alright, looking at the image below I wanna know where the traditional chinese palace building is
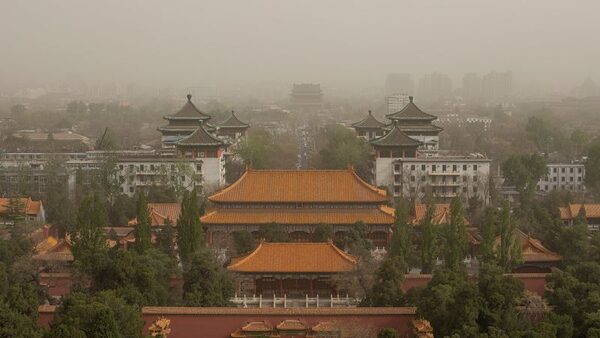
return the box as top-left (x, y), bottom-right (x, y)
top-left (201, 168), bottom-right (395, 247)
top-left (227, 241), bottom-right (357, 298)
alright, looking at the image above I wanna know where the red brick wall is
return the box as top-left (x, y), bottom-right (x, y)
top-left (38, 306), bottom-right (417, 338)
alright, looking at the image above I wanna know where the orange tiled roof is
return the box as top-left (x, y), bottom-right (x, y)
top-left (277, 320), bottom-right (307, 331)
top-left (559, 204), bottom-right (600, 220)
top-left (227, 242), bottom-right (357, 273)
top-left (494, 229), bottom-right (562, 263)
top-left (0, 197), bottom-right (43, 216)
top-left (209, 169), bottom-right (388, 203)
top-left (412, 203), bottom-right (470, 226)
top-left (32, 236), bottom-right (73, 262)
top-left (128, 203), bottom-right (181, 226)
top-left (201, 206), bottom-right (395, 225)
top-left (311, 321), bottom-right (339, 332)
top-left (242, 321), bottom-right (272, 332)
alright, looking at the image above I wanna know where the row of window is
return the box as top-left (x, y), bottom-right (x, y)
top-left (395, 164), bottom-right (480, 172)
top-left (549, 167), bottom-right (583, 174)
top-left (394, 186), bottom-right (479, 195)
top-left (541, 176), bottom-right (583, 183)
top-left (538, 184), bottom-right (584, 191)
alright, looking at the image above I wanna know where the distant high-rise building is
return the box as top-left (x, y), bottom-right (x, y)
top-left (385, 73), bottom-right (414, 96)
top-left (482, 71), bottom-right (513, 103)
top-left (290, 83), bottom-right (323, 111)
top-left (386, 93), bottom-right (411, 115)
top-left (462, 73), bottom-right (482, 103)
top-left (417, 73), bottom-right (453, 102)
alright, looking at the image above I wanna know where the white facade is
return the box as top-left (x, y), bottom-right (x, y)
top-left (0, 150), bottom-right (225, 198)
top-left (536, 163), bottom-right (585, 193)
top-left (375, 155), bottom-right (491, 203)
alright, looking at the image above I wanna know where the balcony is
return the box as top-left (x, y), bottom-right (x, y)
top-left (428, 172), bottom-right (461, 176)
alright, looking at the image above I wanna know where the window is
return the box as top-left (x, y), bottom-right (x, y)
top-left (578, 167), bottom-right (582, 173)
top-left (462, 187), bottom-right (467, 193)
top-left (570, 168), bottom-right (574, 173)
top-left (570, 177), bottom-right (574, 182)
top-left (453, 165), bottom-right (457, 172)
top-left (421, 164), bottom-right (426, 171)
top-left (432, 165), bottom-right (437, 172)
top-left (140, 164), bottom-right (145, 171)
top-left (410, 165), bottom-right (415, 171)
top-left (553, 168), bottom-right (557, 173)
top-left (129, 164), bottom-right (134, 171)
top-left (473, 176), bottom-right (478, 182)
top-left (150, 164), bottom-right (155, 171)
top-left (411, 176), bottom-right (416, 182)
top-left (119, 165), bottom-right (123, 170)
top-left (129, 187), bottom-right (134, 193)
top-left (394, 164), bottom-right (401, 172)
top-left (421, 176), bottom-right (426, 182)
top-left (181, 176), bottom-right (186, 182)
top-left (578, 177), bottom-right (582, 182)
top-left (442, 164), bottom-right (447, 172)
top-left (561, 177), bottom-right (565, 182)
top-left (473, 187), bottom-right (478, 193)
top-left (553, 177), bottom-right (557, 182)
top-left (473, 165), bottom-right (478, 171)
top-left (453, 176), bottom-right (458, 182)
top-left (561, 168), bottom-right (565, 173)
top-left (196, 164), bottom-right (201, 171)
top-left (171, 164), bottom-right (175, 171)
top-left (394, 186), bottom-right (400, 194)
top-left (463, 165), bottom-right (467, 170)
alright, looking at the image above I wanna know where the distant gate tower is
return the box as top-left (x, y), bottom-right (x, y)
top-left (290, 83), bottom-right (323, 112)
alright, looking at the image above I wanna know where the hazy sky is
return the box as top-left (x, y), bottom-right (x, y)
top-left (1, 0), bottom-right (599, 90)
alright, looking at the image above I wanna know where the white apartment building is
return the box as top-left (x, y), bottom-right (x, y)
top-left (536, 163), bottom-right (585, 193)
top-left (387, 155), bottom-right (491, 203)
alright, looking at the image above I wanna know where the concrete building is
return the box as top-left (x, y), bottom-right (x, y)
top-left (536, 163), bottom-right (585, 193)
top-left (289, 83), bottom-right (323, 111)
top-left (389, 155), bottom-right (491, 202)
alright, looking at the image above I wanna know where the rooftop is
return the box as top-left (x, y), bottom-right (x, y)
top-left (164, 94), bottom-right (211, 121)
top-left (128, 203), bottom-right (181, 226)
top-left (369, 126), bottom-right (422, 148)
top-left (386, 96), bottom-right (438, 121)
top-left (559, 204), bottom-right (600, 219)
top-left (412, 203), bottom-right (470, 226)
top-left (227, 241), bottom-right (357, 274)
top-left (176, 125), bottom-right (224, 147)
top-left (0, 197), bottom-right (43, 216)
top-left (209, 168), bottom-right (388, 204)
top-left (219, 111), bottom-right (250, 129)
top-left (494, 229), bottom-right (562, 263)
top-left (352, 111), bottom-right (386, 129)
top-left (201, 206), bottom-right (395, 225)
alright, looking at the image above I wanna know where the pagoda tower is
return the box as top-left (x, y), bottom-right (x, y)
top-left (351, 110), bottom-right (386, 141)
top-left (385, 96), bottom-right (442, 154)
top-left (174, 122), bottom-right (226, 188)
top-left (158, 94), bottom-right (213, 148)
top-left (217, 110), bottom-right (250, 141)
top-left (369, 124), bottom-right (421, 187)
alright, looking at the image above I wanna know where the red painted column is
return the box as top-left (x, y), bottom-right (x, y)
top-left (279, 278), bottom-right (283, 297)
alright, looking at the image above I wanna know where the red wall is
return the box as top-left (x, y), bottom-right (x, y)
top-left (39, 306), bottom-right (417, 338)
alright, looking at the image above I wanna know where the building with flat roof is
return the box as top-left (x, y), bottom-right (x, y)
top-left (536, 163), bottom-right (585, 194)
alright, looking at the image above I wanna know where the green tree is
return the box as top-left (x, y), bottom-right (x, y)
top-left (80, 249), bottom-right (175, 306)
top-left (586, 141), bottom-right (600, 194)
top-left (71, 194), bottom-right (108, 262)
top-left (361, 255), bottom-right (406, 307)
top-left (442, 198), bottom-right (468, 272)
top-left (497, 201), bottom-right (522, 272)
top-left (156, 219), bottom-right (176, 257)
top-left (419, 201), bottom-right (438, 274)
top-left (313, 224), bottom-right (334, 242)
top-left (6, 195), bottom-right (26, 223)
top-left (501, 154), bottom-right (546, 206)
top-left (377, 328), bottom-right (398, 338)
top-left (258, 223), bottom-right (289, 242)
top-left (389, 198), bottom-right (415, 267)
top-left (176, 190), bottom-right (204, 267)
top-left (415, 269), bottom-right (480, 337)
top-left (311, 123), bottom-right (372, 181)
top-left (546, 262), bottom-right (600, 337)
top-left (480, 207), bottom-right (498, 264)
top-left (231, 230), bottom-right (255, 255)
top-left (46, 291), bottom-right (143, 338)
top-left (133, 193), bottom-right (151, 254)
top-left (182, 249), bottom-right (234, 306)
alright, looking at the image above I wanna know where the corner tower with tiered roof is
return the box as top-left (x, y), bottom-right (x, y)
top-left (158, 94), bottom-right (213, 148)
